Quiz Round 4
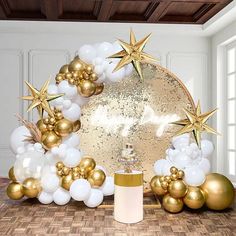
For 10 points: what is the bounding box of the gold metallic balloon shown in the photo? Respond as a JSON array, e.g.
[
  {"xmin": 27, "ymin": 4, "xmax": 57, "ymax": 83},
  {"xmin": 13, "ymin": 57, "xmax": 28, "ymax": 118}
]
[
  {"xmin": 168, "ymin": 180, "xmax": 187, "ymax": 198},
  {"xmin": 55, "ymin": 73, "xmax": 64, "ymax": 83},
  {"xmin": 36, "ymin": 119, "xmax": 48, "ymax": 134},
  {"xmin": 170, "ymin": 174, "xmax": 178, "ymax": 181},
  {"xmin": 8, "ymin": 167, "xmax": 17, "ymax": 182},
  {"xmin": 55, "ymin": 111, "xmax": 63, "ymax": 120},
  {"xmin": 183, "ymin": 187, "xmax": 205, "ymax": 209},
  {"xmin": 161, "ymin": 181, "xmax": 168, "ymax": 190},
  {"xmin": 22, "ymin": 178, "xmax": 41, "ymax": 198},
  {"xmin": 78, "ymin": 157, "xmax": 96, "ymax": 174},
  {"xmin": 164, "ymin": 175, "xmax": 172, "ymax": 183},
  {"xmin": 78, "ymin": 80, "xmax": 96, "ymax": 97},
  {"xmin": 94, "ymin": 83, "xmax": 104, "ymax": 95},
  {"xmin": 62, "ymin": 166, "xmax": 70, "ymax": 176},
  {"xmin": 56, "ymin": 161, "xmax": 64, "ymax": 170},
  {"xmin": 41, "ymin": 131, "xmax": 62, "ymax": 150},
  {"xmin": 65, "ymin": 72, "xmax": 72, "ymax": 80},
  {"xmin": 201, "ymin": 173, "xmax": 235, "ymax": 210},
  {"xmin": 86, "ymin": 65, "xmax": 93, "ymax": 75},
  {"xmin": 54, "ymin": 118, "xmax": 73, "ymax": 137},
  {"xmin": 162, "ymin": 194, "xmax": 184, "ymax": 213},
  {"xmin": 68, "ymin": 58, "xmax": 85, "ymax": 72},
  {"xmin": 87, "ymin": 169, "xmax": 106, "ymax": 187},
  {"xmin": 7, "ymin": 182, "xmax": 24, "ymax": 200},
  {"xmin": 90, "ymin": 72, "xmax": 98, "ymax": 81},
  {"xmin": 177, "ymin": 170, "xmax": 185, "ymax": 179},
  {"xmin": 61, "ymin": 173, "xmax": 74, "ymax": 190},
  {"xmin": 73, "ymin": 120, "xmax": 81, "ymax": 132},
  {"xmin": 72, "ymin": 172, "xmax": 80, "ymax": 180},
  {"xmin": 59, "ymin": 64, "xmax": 69, "ymax": 74},
  {"xmin": 150, "ymin": 176, "xmax": 167, "ymax": 196},
  {"xmin": 170, "ymin": 166, "xmax": 178, "ymax": 175}
]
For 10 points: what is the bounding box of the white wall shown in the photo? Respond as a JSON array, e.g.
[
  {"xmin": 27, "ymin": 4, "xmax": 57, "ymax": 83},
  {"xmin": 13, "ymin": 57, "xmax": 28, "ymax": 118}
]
[{"xmin": 0, "ymin": 21, "xmax": 210, "ymax": 176}]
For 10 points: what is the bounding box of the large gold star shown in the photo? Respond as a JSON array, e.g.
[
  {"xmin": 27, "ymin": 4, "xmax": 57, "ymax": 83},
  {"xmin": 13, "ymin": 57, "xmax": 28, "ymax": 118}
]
[
  {"xmin": 22, "ymin": 80, "xmax": 63, "ymax": 118},
  {"xmin": 108, "ymin": 30, "xmax": 157, "ymax": 80},
  {"xmin": 172, "ymin": 101, "xmax": 219, "ymax": 148}
]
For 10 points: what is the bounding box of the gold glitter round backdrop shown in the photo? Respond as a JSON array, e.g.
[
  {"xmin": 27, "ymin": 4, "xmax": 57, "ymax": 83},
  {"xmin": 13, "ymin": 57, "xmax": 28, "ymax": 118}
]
[{"xmin": 79, "ymin": 63, "xmax": 194, "ymax": 182}]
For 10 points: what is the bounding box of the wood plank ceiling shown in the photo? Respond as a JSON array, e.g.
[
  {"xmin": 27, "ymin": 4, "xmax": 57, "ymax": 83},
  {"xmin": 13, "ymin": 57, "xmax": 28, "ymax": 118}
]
[{"xmin": 0, "ymin": 0, "xmax": 233, "ymax": 24}]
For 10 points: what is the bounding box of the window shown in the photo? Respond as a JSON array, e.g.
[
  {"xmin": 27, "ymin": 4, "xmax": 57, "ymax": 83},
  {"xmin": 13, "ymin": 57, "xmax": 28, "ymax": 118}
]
[{"xmin": 226, "ymin": 42, "xmax": 236, "ymax": 180}]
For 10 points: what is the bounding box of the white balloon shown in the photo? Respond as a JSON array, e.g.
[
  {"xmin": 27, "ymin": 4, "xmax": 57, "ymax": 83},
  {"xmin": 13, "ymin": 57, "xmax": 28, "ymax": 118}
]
[
  {"xmin": 10, "ymin": 126, "xmax": 31, "ymax": 153},
  {"xmin": 57, "ymin": 144, "xmax": 68, "ymax": 158},
  {"xmin": 63, "ymin": 133, "xmax": 80, "ymax": 147},
  {"xmin": 84, "ymin": 189, "xmax": 104, "ymax": 208},
  {"xmin": 161, "ymin": 160, "xmax": 173, "ymax": 175},
  {"xmin": 62, "ymin": 103, "xmax": 81, "ymax": 122},
  {"xmin": 73, "ymin": 95, "xmax": 89, "ymax": 107},
  {"xmin": 154, "ymin": 159, "xmax": 167, "ymax": 176},
  {"xmin": 58, "ymin": 80, "xmax": 77, "ymax": 99},
  {"xmin": 14, "ymin": 150, "xmax": 45, "ymax": 182},
  {"xmin": 53, "ymin": 187, "xmax": 71, "ymax": 205},
  {"xmin": 63, "ymin": 148, "xmax": 81, "ymax": 167},
  {"xmin": 106, "ymin": 63, "xmax": 125, "ymax": 82},
  {"xmin": 201, "ymin": 140, "xmax": 214, "ymax": 158},
  {"xmin": 94, "ymin": 65, "xmax": 104, "ymax": 75},
  {"xmin": 97, "ymin": 42, "xmax": 113, "ymax": 58},
  {"xmin": 41, "ymin": 165, "xmax": 57, "ymax": 176},
  {"xmin": 184, "ymin": 166, "xmax": 206, "ymax": 186},
  {"xmin": 45, "ymin": 151, "xmax": 61, "ymax": 165},
  {"xmin": 198, "ymin": 158, "xmax": 211, "ymax": 174},
  {"xmin": 172, "ymin": 134, "xmax": 190, "ymax": 150},
  {"xmin": 70, "ymin": 179, "xmax": 91, "ymax": 201},
  {"xmin": 125, "ymin": 64, "xmax": 133, "ymax": 77},
  {"xmin": 92, "ymin": 57, "xmax": 103, "ymax": 66},
  {"xmin": 47, "ymin": 84, "xmax": 58, "ymax": 95},
  {"xmin": 41, "ymin": 173, "xmax": 60, "ymax": 193},
  {"xmin": 100, "ymin": 176, "xmax": 114, "ymax": 196},
  {"xmin": 63, "ymin": 99, "xmax": 72, "ymax": 109},
  {"xmin": 95, "ymin": 165, "xmax": 107, "ymax": 175},
  {"xmin": 96, "ymin": 73, "xmax": 106, "ymax": 84},
  {"xmin": 79, "ymin": 45, "xmax": 96, "ymax": 64},
  {"xmin": 38, "ymin": 191, "xmax": 53, "ymax": 204},
  {"xmin": 173, "ymin": 152, "xmax": 192, "ymax": 169}
]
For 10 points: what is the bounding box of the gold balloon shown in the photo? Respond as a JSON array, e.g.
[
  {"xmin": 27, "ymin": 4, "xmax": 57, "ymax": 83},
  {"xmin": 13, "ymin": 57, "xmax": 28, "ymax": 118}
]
[
  {"xmin": 162, "ymin": 194, "xmax": 184, "ymax": 213},
  {"xmin": 177, "ymin": 170, "xmax": 185, "ymax": 179},
  {"xmin": 62, "ymin": 166, "xmax": 70, "ymax": 176},
  {"xmin": 8, "ymin": 167, "xmax": 17, "ymax": 182},
  {"xmin": 170, "ymin": 166, "xmax": 178, "ymax": 174},
  {"xmin": 168, "ymin": 180, "xmax": 187, "ymax": 198},
  {"xmin": 56, "ymin": 161, "xmax": 64, "ymax": 170},
  {"xmin": 78, "ymin": 80, "xmax": 96, "ymax": 97},
  {"xmin": 68, "ymin": 58, "xmax": 85, "ymax": 72},
  {"xmin": 36, "ymin": 119, "xmax": 48, "ymax": 134},
  {"xmin": 78, "ymin": 157, "xmax": 96, "ymax": 174},
  {"xmin": 72, "ymin": 172, "xmax": 80, "ymax": 180},
  {"xmin": 94, "ymin": 83, "xmax": 104, "ymax": 95},
  {"xmin": 164, "ymin": 175, "xmax": 172, "ymax": 183},
  {"xmin": 73, "ymin": 120, "xmax": 81, "ymax": 132},
  {"xmin": 86, "ymin": 65, "xmax": 93, "ymax": 75},
  {"xmin": 41, "ymin": 131, "xmax": 62, "ymax": 149},
  {"xmin": 90, "ymin": 72, "xmax": 98, "ymax": 81},
  {"xmin": 183, "ymin": 187, "xmax": 205, "ymax": 209},
  {"xmin": 161, "ymin": 181, "xmax": 168, "ymax": 190},
  {"xmin": 59, "ymin": 64, "xmax": 69, "ymax": 74},
  {"xmin": 171, "ymin": 173, "xmax": 178, "ymax": 181},
  {"xmin": 201, "ymin": 173, "xmax": 235, "ymax": 210},
  {"xmin": 22, "ymin": 178, "xmax": 41, "ymax": 198},
  {"xmin": 150, "ymin": 176, "xmax": 167, "ymax": 196},
  {"xmin": 61, "ymin": 173, "xmax": 74, "ymax": 190},
  {"xmin": 7, "ymin": 182, "xmax": 24, "ymax": 200},
  {"xmin": 54, "ymin": 118, "xmax": 73, "ymax": 137},
  {"xmin": 55, "ymin": 73, "xmax": 64, "ymax": 83},
  {"xmin": 87, "ymin": 169, "xmax": 106, "ymax": 187}
]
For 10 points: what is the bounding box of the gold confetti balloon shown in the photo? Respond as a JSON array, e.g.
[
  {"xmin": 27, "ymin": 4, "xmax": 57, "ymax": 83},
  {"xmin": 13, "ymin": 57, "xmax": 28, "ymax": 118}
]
[
  {"xmin": 73, "ymin": 120, "xmax": 81, "ymax": 132},
  {"xmin": 68, "ymin": 57, "xmax": 85, "ymax": 72},
  {"xmin": 22, "ymin": 178, "xmax": 41, "ymax": 198},
  {"xmin": 87, "ymin": 169, "xmax": 106, "ymax": 187},
  {"xmin": 78, "ymin": 80, "xmax": 96, "ymax": 97},
  {"xmin": 150, "ymin": 176, "xmax": 166, "ymax": 196},
  {"xmin": 54, "ymin": 118, "xmax": 73, "ymax": 137},
  {"xmin": 162, "ymin": 194, "xmax": 184, "ymax": 213},
  {"xmin": 79, "ymin": 157, "xmax": 96, "ymax": 174},
  {"xmin": 183, "ymin": 187, "xmax": 205, "ymax": 209},
  {"xmin": 59, "ymin": 64, "xmax": 69, "ymax": 74},
  {"xmin": 41, "ymin": 131, "xmax": 62, "ymax": 149},
  {"xmin": 8, "ymin": 167, "xmax": 17, "ymax": 182},
  {"xmin": 61, "ymin": 173, "xmax": 74, "ymax": 191},
  {"xmin": 7, "ymin": 182, "xmax": 24, "ymax": 200},
  {"xmin": 168, "ymin": 180, "xmax": 187, "ymax": 198},
  {"xmin": 201, "ymin": 173, "xmax": 235, "ymax": 210}
]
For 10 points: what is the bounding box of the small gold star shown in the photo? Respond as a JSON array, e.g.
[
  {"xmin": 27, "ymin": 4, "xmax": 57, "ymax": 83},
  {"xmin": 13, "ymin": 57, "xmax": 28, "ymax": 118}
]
[
  {"xmin": 108, "ymin": 30, "xmax": 157, "ymax": 80},
  {"xmin": 172, "ymin": 101, "xmax": 219, "ymax": 148},
  {"xmin": 22, "ymin": 80, "xmax": 64, "ymax": 118}
]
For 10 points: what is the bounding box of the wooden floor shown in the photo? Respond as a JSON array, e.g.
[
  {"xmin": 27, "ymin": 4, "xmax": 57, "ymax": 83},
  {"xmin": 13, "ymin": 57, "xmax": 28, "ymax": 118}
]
[{"xmin": 0, "ymin": 178, "xmax": 235, "ymax": 236}]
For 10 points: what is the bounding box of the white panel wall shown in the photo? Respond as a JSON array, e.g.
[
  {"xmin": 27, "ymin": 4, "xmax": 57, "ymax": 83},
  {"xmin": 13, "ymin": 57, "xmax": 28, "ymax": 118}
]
[{"xmin": 0, "ymin": 21, "xmax": 210, "ymax": 176}]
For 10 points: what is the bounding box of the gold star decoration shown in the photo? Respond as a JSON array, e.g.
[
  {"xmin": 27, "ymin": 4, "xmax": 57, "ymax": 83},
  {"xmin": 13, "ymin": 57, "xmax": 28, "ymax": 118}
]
[
  {"xmin": 172, "ymin": 101, "xmax": 219, "ymax": 148},
  {"xmin": 22, "ymin": 80, "xmax": 64, "ymax": 118},
  {"xmin": 108, "ymin": 30, "xmax": 157, "ymax": 80}
]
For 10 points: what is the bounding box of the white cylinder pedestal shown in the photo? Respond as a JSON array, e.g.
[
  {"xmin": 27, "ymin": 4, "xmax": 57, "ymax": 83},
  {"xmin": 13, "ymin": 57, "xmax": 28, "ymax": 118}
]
[{"xmin": 114, "ymin": 170, "xmax": 143, "ymax": 224}]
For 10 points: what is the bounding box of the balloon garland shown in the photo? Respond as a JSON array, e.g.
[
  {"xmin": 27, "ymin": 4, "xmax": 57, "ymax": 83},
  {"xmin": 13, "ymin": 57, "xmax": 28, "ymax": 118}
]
[
  {"xmin": 7, "ymin": 30, "xmax": 158, "ymax": 207},
  {"xmin": 151, "ymin": 102, "xmax": 235, "ymax": 213}
]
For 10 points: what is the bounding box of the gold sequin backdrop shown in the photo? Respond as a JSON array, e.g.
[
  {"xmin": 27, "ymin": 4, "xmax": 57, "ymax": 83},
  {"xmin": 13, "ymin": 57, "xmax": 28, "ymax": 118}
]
[{"xmin": 79, "ymin": 63, "xmax": 194, "ymax": 183}]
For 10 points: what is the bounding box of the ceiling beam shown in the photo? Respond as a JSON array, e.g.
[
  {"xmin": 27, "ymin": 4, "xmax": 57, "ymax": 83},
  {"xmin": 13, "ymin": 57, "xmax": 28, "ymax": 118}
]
[
  {"xmin": 147, "ymin": 2, "xmax": 171, "ymax": 22},
  {"xmin": 97, "ymin": 0, "xmax": 113, "ymax": 21},
  {"xmin": 41, "ymin": 0, "xmax": 59, "ymax": 20}
]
